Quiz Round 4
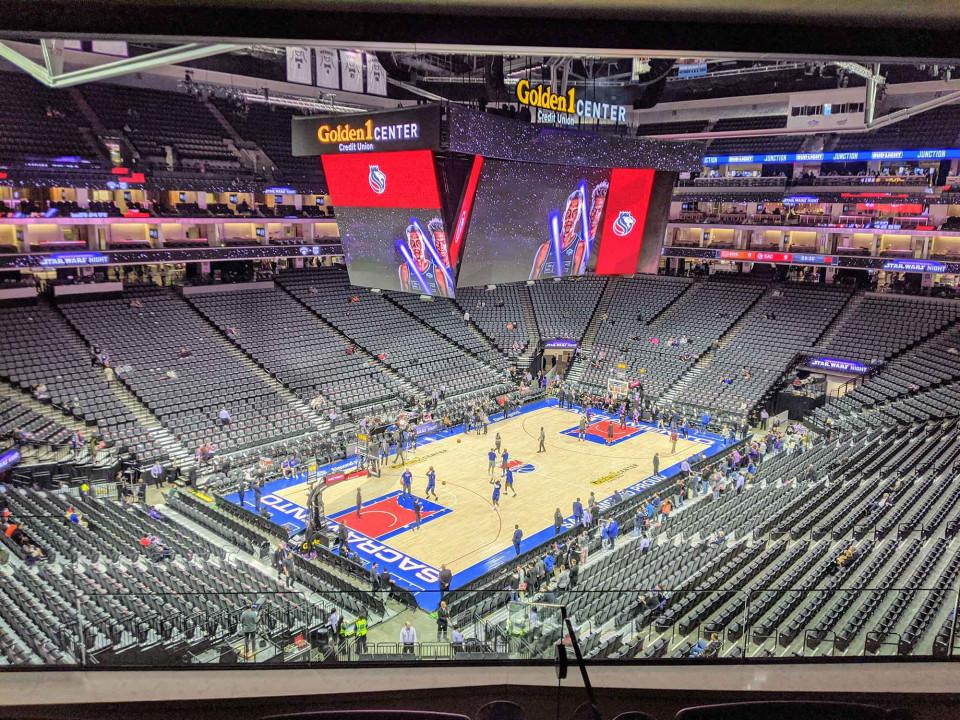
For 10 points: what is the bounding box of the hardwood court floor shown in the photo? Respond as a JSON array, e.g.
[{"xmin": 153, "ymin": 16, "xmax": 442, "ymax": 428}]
[{"xmin": 275, "ymin": 406, "xmax": 708, "ymax": 574}]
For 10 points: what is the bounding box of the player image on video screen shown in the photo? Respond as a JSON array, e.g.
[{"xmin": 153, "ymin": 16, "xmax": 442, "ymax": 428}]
[
  {"xmin": 398, "ymin": 218, "xmax": 453, "ymax": 297},
  {"xmin": 457, "ymin": 161, "xmax": 612, "ymax": 287},
  {"xmin": 336, "ymin": 206, "xmax": 454, "ymax": 298},
  {"xmin": 529, "ymin": 180, "xmax": 608, "ymax": 280}
]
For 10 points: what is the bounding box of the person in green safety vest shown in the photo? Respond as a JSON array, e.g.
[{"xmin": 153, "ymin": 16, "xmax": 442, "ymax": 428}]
[
  {"xmin": 337, "ymin": 615, "xmax": 350, "ymax": 655},
  {"xmin": 354, "ymin": 612, "xmax": 368, "ymax": 654}
]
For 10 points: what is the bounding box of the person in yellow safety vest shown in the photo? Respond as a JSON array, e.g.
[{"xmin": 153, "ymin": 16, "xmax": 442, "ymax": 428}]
[
  {"xmin": 355, "ymin": 613, "xmax": 368, "ymax": 654},
  {"xmin": 337, "ymin": 616, "xmax": 350, "ymax": 654}
]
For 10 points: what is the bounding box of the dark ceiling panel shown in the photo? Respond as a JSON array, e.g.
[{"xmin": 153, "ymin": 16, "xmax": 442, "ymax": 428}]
[{"xmin": 0, "ymin": 0, "xmax": 959, "ymax": 61}]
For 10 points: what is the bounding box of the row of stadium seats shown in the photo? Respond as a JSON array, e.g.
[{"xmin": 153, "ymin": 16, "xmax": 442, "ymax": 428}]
[
  {"xmin": 456, "ymin": 284, "xmax": 535, "ymax": 356},
  {"xmin": 0, "ymin": 303, "xmax": 162, "ymax": 464},
  {"xmin": 4, "ymin": 271, "xmax": 958, "ymax": 472},
  {"xmin": 460, "ymin": 418, "xmax": 960, "ymax": 660},
  {"xmin": 277, "ymin": 269, "xmax": 513, "ymax": 401},
  {"xmin": 186, "ymin": 287, "xmax": 405, "ymax": 417},
  {"xmin": 667, "ymin": 283, "xmax": 854, "ymax": 416},
  {"xmin": 58, "ymin": 288, "xmax": 314, "ymax": 456},
  {"xmin": 573, "ymin": 276, "xmax": 764, "ymax": 400},
  {"xmin": 820, "ymin": 294, "xmax": 960, "ymax": 364},
  {"xmin": 529, "ymin": 277, "xmax": 608, "ymax": 342}
]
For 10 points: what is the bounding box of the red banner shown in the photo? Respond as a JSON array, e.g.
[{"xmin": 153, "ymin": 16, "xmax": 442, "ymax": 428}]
[
  {"xmin": 321, "ymin": 149, "xmax": 441, "ymax": 209},
  {"xmin": 595, "ymin": 168, "xmax": 655, "ymax": 275},
  {"xmin": 323, "ymin": 468, "xmax": 369, "ymax": 486},
  {"xmin": 448, "ymin": 154, "xmax": 483, "ymax": 267}
]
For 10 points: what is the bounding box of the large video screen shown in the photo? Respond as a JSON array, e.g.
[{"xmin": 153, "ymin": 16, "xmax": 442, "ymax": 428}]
[
  {"xmin": 335, "ymin": 207, "xmax": 455, "ymax": 297},
  {"xmin": 456, "ymin": 160, "xmax": 613, "ymax": 287},
  {"xmin": 322, "ymin": 149, "xmax": 456, "ymax": 297},
  {"xmin": 457, "ymin": 160, "xmax": 658, "ymax": 286}
]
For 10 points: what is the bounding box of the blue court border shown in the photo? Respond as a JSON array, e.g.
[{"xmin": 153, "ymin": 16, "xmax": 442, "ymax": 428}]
[{"xmin": 221, "ymin": 397, "xmax": 732, "ymax": 610}]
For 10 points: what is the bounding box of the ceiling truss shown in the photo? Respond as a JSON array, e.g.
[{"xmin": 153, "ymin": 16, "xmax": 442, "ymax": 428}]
[{"xmin": 0, "ymin": 40, "xmax": 243, "ymax": 88}]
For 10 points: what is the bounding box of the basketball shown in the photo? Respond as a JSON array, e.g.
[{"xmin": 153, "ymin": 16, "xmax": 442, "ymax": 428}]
[
  {"xmin": 457, "ymin": 439, "xmax": 461, "ymax": 443},
  {"xmin": 442, "ymin": 481, "xmax": 447, "ymax": 486}
]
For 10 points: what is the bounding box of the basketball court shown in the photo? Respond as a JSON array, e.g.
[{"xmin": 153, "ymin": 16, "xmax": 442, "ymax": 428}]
[{"xmin": 223, "ymin": 398, "xmax": 729, "ymax": 609}]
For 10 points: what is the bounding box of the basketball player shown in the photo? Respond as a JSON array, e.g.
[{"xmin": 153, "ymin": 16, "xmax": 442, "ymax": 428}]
[
  {"xmin": 492, "ymin": 478, "xmax": 502, "ymax": 509},
  {"xmin": 356, "ymin": 488, "xmax": 362, "ymax": 517},
  {"xmin": 427, "ymin": 217, "xmax": 451, "ymax": 269},
  {"xmin": 425, "ymin": 466, "xmax": 438, "ymax": 500},
  {"xmin": 399, "ymin": 223, "xmax": 452, "ymax": 298},
  {"xmin": 528, "ymin": 187, "xmax": 587, "ymax": 280},
  {"xmin": 495, "ymin": 432, "xmax": 502, "ymax": 452},
  {"xmin": 670, "ymin": 428, "xmax": 678, "ymax": 454},
  {"xmin": 588, "ymin": 181, "xmax": 609, "ymax": 240},
  {"xmin": 501, "ymin": 448, "xmax": 509, "ymax": 476},
  {"xmin": 578, "ymin": 415, "xmax": 587, "ymax": 442},
  {"xmin": 505, "ymin": 467, "xmax": 516, "ymax": 497},
  {"xmin": 413, "ymin": 498, "xmax": 422, "ymax": 530},
  {"xmin": 606, "ymin": 422, "xmax": 615, "ymax": 446},
  {"xmin": 401, "ymin": 469, "xmax": 413, "ymax": 498},
  {"xmin": 538, "ymin": 427, "xmax": 546, "ymax": 453},
  {"xmin": 488, "ymin": 448, "xmax": 497, "ymax": 479}
]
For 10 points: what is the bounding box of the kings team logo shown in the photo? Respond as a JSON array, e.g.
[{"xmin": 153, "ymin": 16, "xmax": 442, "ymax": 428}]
[
  {"xmin": 505, "ymin": 459, "xmax": 536, "ymax": 474},
  {"xmin": 612, "ymin": 210, "xmax": 637, "ymax": 237},
  {"xmin": 368, "ymin": 165, "xmax": 387, "ymax": 194}
]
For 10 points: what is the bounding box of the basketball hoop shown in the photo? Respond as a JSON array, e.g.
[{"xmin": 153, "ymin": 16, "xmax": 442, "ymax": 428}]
[{"xmin": 607, "ymin": 377, "xmax": 629, "ymax": 399}]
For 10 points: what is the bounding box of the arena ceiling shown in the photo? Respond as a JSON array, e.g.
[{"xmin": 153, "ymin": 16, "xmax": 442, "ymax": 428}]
[
  {"xmin": 0, "ymin": 0, "xmax": 959, "ymax": 62},
  {"xmin": 0, "ymin": 0, "xmax": 959, "ymax": 129}
]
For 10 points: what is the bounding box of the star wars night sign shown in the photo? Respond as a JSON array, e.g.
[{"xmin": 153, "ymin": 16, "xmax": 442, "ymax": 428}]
[
  {"xmin": 807, "ymin": 357, "xmax": 871, "ymax": 374},
  {"xmin": 292, "ymin": 105, "xmax": 441, "ymax": 155}
]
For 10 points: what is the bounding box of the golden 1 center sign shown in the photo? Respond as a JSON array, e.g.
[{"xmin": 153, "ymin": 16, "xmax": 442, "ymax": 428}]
[{"xmin": 515, "ymin": 79, "xmax": 628, "ymax": 126}]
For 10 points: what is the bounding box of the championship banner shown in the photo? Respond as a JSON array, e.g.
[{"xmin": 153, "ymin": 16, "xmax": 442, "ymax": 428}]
[
  {"xmin": 285, "ymin": 46, "xmax": 312, "ymax": 85},
  {"xmin": 340, "ymin": 50, "xmax": 364, "ymax": 93},
  {"xmin": 292, "ymin": 105, "xmax": 442, "ymax": 156},
  {"xmin": 314, "ymin": 48, "xmax": 340, "ymax": 89},
  {"xmin": 366, "ymin": 53, "xmax": 388, "ymax": 96},
  {"xmin": 91, "ymin": 41, "xmax": 128, "ymax": 57}
]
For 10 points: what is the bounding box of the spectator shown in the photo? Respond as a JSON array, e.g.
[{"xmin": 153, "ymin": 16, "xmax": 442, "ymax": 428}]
[
  {"xmin": 400, "ymin": 621, "xmax": 417, "ymax": 654},
  {"xmin": 240, "ymin": 604, "xmax": 259, "ymax": 657},
  {"xmin": 149, "ymin": 461, "xmax": 164, "ymax": 488},
  {"xmin": 450, "ymin": 626, "xmax": 464, "ymax": 653}
]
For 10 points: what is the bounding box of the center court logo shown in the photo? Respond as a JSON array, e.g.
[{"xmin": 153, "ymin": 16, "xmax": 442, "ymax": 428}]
[
  {"xmin": 612, "ymin": 210, "xmax": 636, "ymax": 237},
  {"xmin": 506, "ymin": 459, "xmax": 536, "ymax": 473},
  {"xmin": 368, "ymin": 165, "xmax": 387, "ymax": 194}
]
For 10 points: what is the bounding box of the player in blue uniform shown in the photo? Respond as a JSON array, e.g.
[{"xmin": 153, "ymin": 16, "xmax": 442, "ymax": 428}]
[
  {"xmin": 425, "ymin": 466, "xmax": 438, "ymax": 500},
  {"xmin": 401, "ymin": 469, "xmax": 413, "ymax": 498},
  {"xmin": 505, "ymin": 467, "xmax": 516, "ymax": 497},
  {"xmin": 399, "ymin": 223, "xmax": 452, "ymax": 297},
  {"xmin": 488, "ymin": 448, "xmax": 497, "ymax": 480},
  {"xmin": 528, "ymin": 182, "xmax": 607, "ymax": 280},
  {"xmin": 492, "ymin": 479, "xmax": 501, "ymax": 509}
]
